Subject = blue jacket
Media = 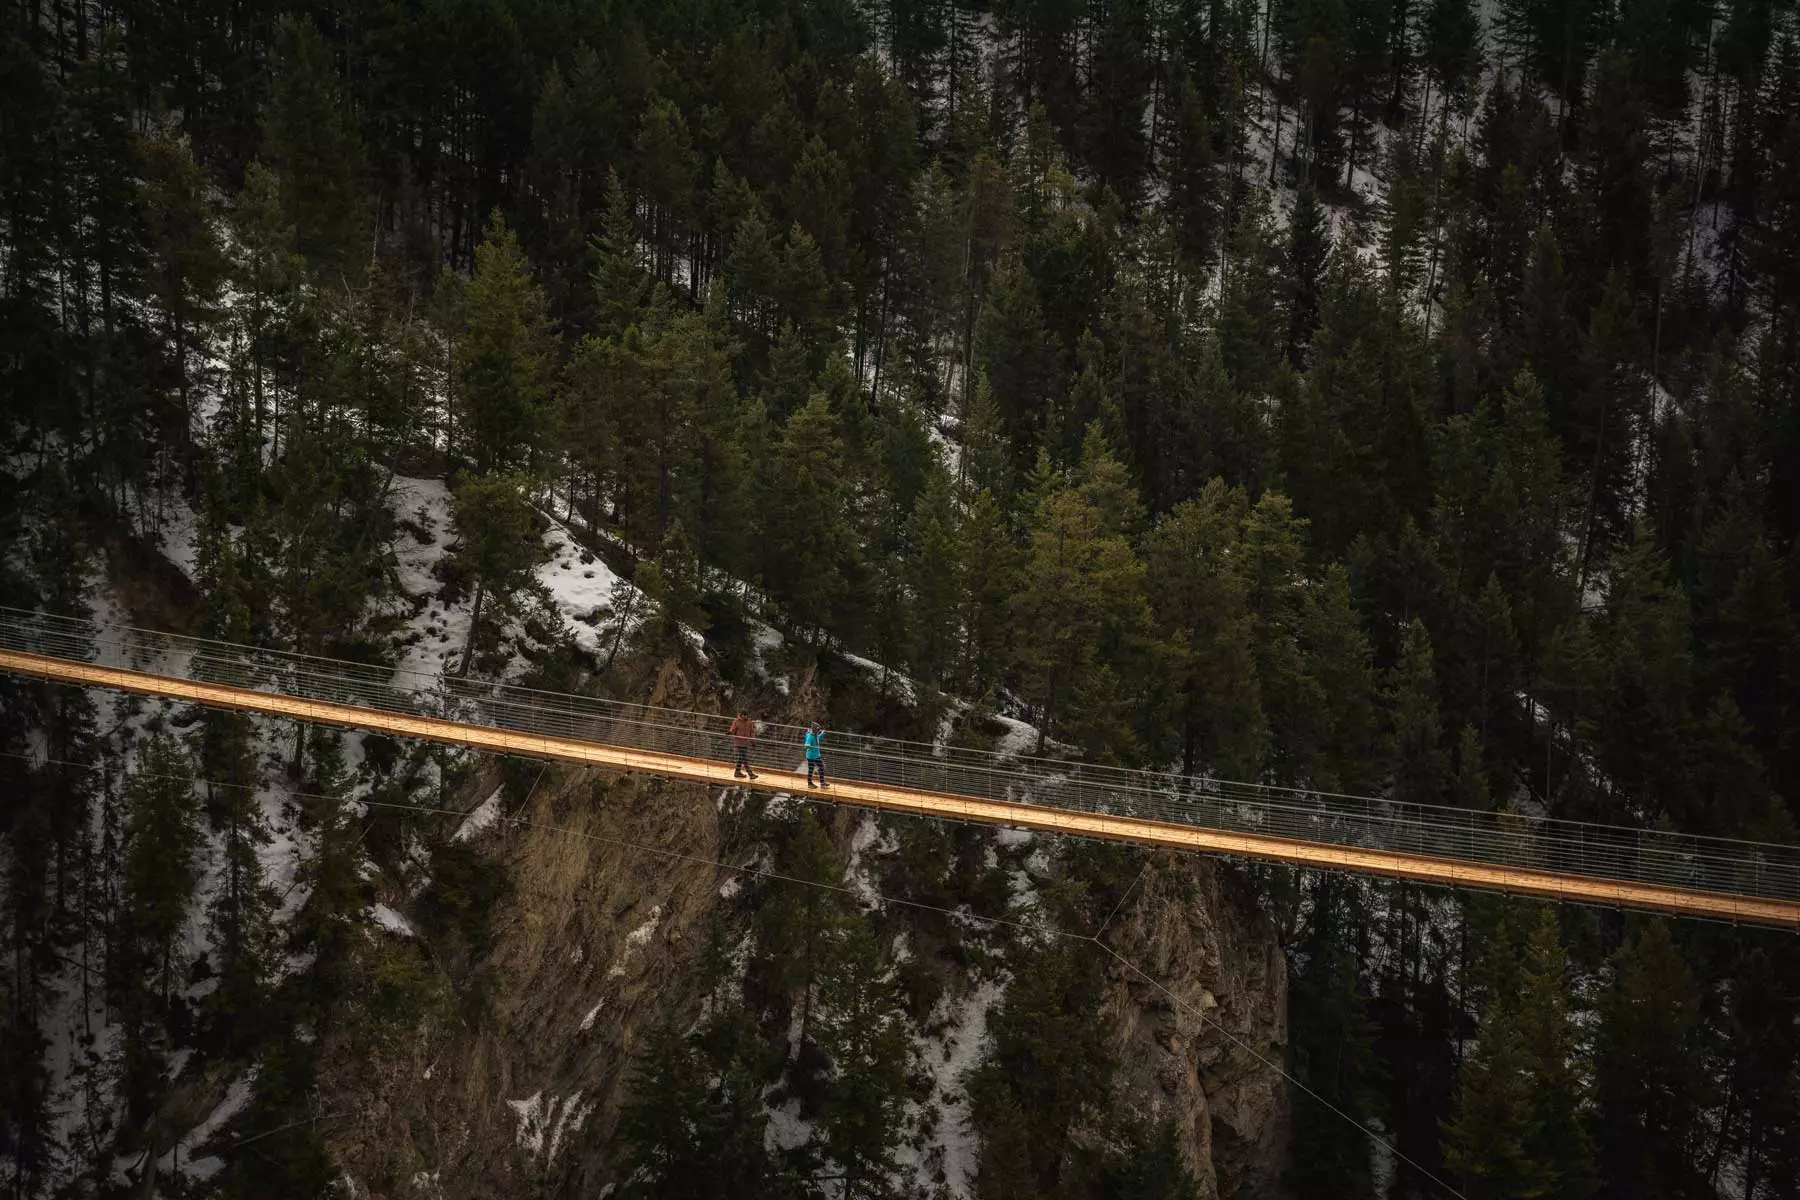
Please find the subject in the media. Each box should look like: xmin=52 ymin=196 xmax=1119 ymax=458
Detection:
xmin=804 ymin=729 xmax=823 ymax=760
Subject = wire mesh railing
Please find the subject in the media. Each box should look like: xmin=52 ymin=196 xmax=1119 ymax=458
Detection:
xmin=2 ymin=606 xmax=1798 ymax=906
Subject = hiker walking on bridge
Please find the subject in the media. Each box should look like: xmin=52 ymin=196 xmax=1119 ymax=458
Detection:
xmin=805 ymin=721 xmax=828 ymax=788
xmin=730 ymin=711 xmax=759 ymax=780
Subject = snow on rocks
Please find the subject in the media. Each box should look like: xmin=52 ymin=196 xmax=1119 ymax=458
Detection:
xmin=387 ymin=475 xmax=469 ymax=682
xmin=370 ymin=903 xmax=417 ymax=938
xmin=505 ymin=1090 xmax=596 ymax=1164
xmin=897 ymin=977 xmax=1007 ymax=1199
xmin=990 ymin=715 xmax=1042 ymax=759
xmin=839 ymin=648 xmax=919 ymax=706
xmin=749 ymin=622 xmax=790 ymax=695
xmin=454 ymin=785 xmax=505 ymax=843
xmin=158 ymin=1069 xmax=258 ymax=1182
xmin=536 ymin=513 xmax=644 ymax=659
xmin=764 ymin=1094 xmax=815 ymax=1154
xmin=844 ymin=814 xmax=899 ymax=910
xmin=604 ymin=905 xmax=663 ymax=981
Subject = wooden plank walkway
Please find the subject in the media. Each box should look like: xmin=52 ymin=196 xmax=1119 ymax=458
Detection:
xmin=3 ymin=647 xmax=1796 ymax=930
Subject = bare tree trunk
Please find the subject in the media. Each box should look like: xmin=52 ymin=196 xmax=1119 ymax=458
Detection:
xmin=459 ymin=580 xmax=485 ymax=678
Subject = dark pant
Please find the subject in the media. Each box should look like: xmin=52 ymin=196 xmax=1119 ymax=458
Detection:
xmin=735 ymin=745 xmax=754 ymax=775
xmin=807 ymin=758 xmax=826 ymax=785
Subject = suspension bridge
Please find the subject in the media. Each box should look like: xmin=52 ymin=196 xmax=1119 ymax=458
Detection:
xmin=0 ymin=608 xmax=1795 ymax=929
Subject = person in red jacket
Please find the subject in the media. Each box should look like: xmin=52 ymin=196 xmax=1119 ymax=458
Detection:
xmin=729 ymin=711 xmax=758 ymax=780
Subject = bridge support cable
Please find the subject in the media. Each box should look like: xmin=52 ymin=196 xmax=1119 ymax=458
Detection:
xmin=0 ymin=608 xmax=1796 ymax=929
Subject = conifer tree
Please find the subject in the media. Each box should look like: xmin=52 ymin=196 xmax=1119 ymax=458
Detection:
xmin=767 ymin=394 xmax=859 ymax=639
xmin=592 ymin=169 xmax=648 ymax=339
xmin=1389 ymin=618 xmax=1449 ymax=806
xmin=618 ymin=1017 xmax=788 ymax=1200
xmin=1012 ymin=437 xmax=1152 ymax=759
xmin=1513 ymin=911 xmax=1597 ymax=1199
xmin=448 ymin=471 xmax=548 ymax=677
xmin=138 ymin=126 xmax=226 ymax=469
xmin=904 ymin=468 xmax=964 ymax=691
xmin=1593 ymin=921 xmax=1711 ymax=1198
xmin=116 ymin=736 xmax=203 ymax=1129
xmin=1285 ymin=882 xmax=1381 ymax=1200
xmin=194 ymin=511 xmax=273 ymax=1043
xmin=976 ymin=261 xmax=1060 ymax=476
xmin=754 ymin=812 xmax=852 ymax=1048
xmin=1146 ymin=482 xmax=1268 ymax=778
xmin=958 ymin=488 xmax=1019 ymax=699
xmin=452 ymin=213 xmax=557 ymax=473
xmin=295 ymin=733 xmax=366 ymax=994
xmin=262 ymin=15 xmax=368 ymax=278
xmin=1285 ymin=186 xmax=1332 ymax=364
xmin=813 ymin=922 xmax=914 ymax=1199
xmin=223 ymin=161 xmax=306 ymax=490
xmin=1443 ymin=993 xmax=1542 ymax=1199
xmin=970 ymin=939 xmax=1114 ymax=1195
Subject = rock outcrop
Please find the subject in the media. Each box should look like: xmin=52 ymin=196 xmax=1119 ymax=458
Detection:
xmin=1100 ymin=856 xmax=1289 ymax=1199
xmin=321 ymin=760 xmax=730 ymax=1197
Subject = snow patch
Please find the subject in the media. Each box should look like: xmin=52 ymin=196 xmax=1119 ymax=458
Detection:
xmin=896 ymin=977 xmax=1007 ymax=1198
xmin=159 ymin=1070 xmax=258 ymax=1182
xmin=370 ymin=903 xmax=416 ymax=938
xmin=506 ymin=1090 xmax=595 ymax=1163
xmin=749 ymin=622 xmax=790 ymax=695
xmin=454 ymin=785 xmax=505 ymax=842
xmin=839 ymin=649 xmax=918 ymax=706
xmin=536 ymin=514 xmax=645 ymax=660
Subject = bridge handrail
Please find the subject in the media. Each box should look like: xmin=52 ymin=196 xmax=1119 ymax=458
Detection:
xmin=2 ymin=606 xmax=1796 ymax=904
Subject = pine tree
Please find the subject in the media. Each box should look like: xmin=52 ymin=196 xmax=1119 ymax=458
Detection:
xmin=904 ymin=467 xmax=964 ymax=692
xmin=970 ymin=938 xmax=1114 ymax=1194
xmin=1300 ymin=564 xmax=1382 ymax=793
xmin=593 ymin=168 xmax=648 ymax=339
xmin=138 ymin=125 xmax=226 ymax=474
xmin=787 ymin=135 xmax=853 ymax=280
xmin=1012 ymin=437 xmax=1152 ymax=759
xmin=958 ymin=487 xmax=1019 ymax=699
xmin=1163 ymin=72 xmax=1221 ymax=272
xmin=116 ymin=736 xmax=203 ymax=1131
xmin=635 ymin=93 xmax=700 ymax=289
xmin=194 ymin=512 xmax=274 ymax=1046
xmin=636 ymin=519 xmax=709 ymax=648
xmin=295 ymin=733 xmax=366 ymax=995
xmin=767 ymin=394 xmax=860 ymax=639
xmin=1389 ymin=618 xmax=1449 ymax=806
xmin=813 ymin=922 xmax=914 ymax=1199
xmin=1442 ymin=992 xmax=1543 ymax=1200
xmin=1286 ymin=882 xmax=1381 ymax=1200
xmin=618 ymin=1017 xmax=788 ymax=1200
xmin=452 ymin=212 xmax=557 ymax=473
xmin=262 ymin=15 xmax=368 ymax=278
xmin=976 ymin=260 xmax=1060 ymax=477
xmin=1513 ymin=910 xmax=1597 ymax=1199
xmin=754 ymin=812 xmax=852 ymax=1049
xmin=448 ymin=471 xmax=549 ymax=677
xmin=1084 ymin=0 xmax=1154 ymax=205
xmin=1145 ymin=481 xmax=1269 ymax=778
xmin=222 ymin=161 xmax=306 ymax=493
xmin=1592 ymin=921 xmax=1712 ymax=1198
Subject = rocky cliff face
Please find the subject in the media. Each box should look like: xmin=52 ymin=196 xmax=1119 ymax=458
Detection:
xmin=320 ymin=735 xmax=1288 ymax=1197
xmin=1101 ymin=857 xmax=1289 ymax=1200
xmin=322 ymin=759 xmax=731 ymax=1197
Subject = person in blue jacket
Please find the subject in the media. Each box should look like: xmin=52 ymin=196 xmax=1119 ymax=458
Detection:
xmin=804 ymin=721 xmax=828 ymax=788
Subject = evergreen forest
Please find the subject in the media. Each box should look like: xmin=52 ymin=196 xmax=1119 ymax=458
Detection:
xmin=2 ymin=0 xmax=1799 ymax=1196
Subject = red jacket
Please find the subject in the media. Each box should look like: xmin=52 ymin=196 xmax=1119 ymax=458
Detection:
xmin=729 ymin=716 xmax=756 ymax=747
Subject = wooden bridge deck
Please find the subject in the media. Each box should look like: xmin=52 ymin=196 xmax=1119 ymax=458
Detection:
xmin=3 ymin=647 xmax=1796 ymax=929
